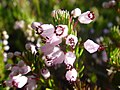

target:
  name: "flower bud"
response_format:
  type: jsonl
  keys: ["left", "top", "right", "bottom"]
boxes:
{"left": 71, "top": 8, "right": 81, "bottom": 18}
{"left": 41, "top": 68, "right": 50, "bottom": 79}
{"left": 65, "top": 68, "right": 77, "bottom": 82}
{"left": 64, "top": 51, "right": 76, "bottom": 66}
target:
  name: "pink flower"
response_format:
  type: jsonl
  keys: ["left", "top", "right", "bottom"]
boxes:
{"left": 66, "top": 34, "right": 78, "bottom": 48}
{"left": 5, "top": 74, "right": 28, "bottom": 88}
{"left": 71, "top": 8, "right": 81, "bottom": 18}
{"left": 44, "top": 46, "right": 65, "bottom": 66}
{"left": 32, "top": 23, "right": 55, "bottom": 39}
{"left": 55, "top": 25, "right": 68, "bottom": 38}
{"left": 12, "top": 74, "right": 28, "bottom": 88}
{"left": 39, "top": 24, "right": 54, "bottom": 38}
{"left": 78, "top": 11, "right": 95, "bottom": 24}
{"left": 64, "top": 51, "right": 76, "bottom": 66}
{"left": 84, "top": 39, "right": 100, "bottom": 53}
{"left": 65, "top": 68, "right": 77, "bottom": 82}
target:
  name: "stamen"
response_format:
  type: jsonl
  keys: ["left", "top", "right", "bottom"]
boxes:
{"left": 54, "top": 26, "right": 64, "bottom": 36}
{"left": 88, "top": 12, "right": 95, "bottom": 20}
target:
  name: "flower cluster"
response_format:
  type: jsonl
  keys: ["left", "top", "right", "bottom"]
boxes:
{"left": 4, "top": 60, "right": 37, "bottom": 89}
{"left": 31, "top": 21, "right": 78, "bottom": 82}
{"left": 4, "top": 8, "right": 99, "bottom": 89}
{"left": 31, "top": 8, "right": 96, "bottom": 82}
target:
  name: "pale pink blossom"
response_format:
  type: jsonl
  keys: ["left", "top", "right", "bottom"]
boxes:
{"left": 41, "top": 68, "right": 50, "bottom": 79}
{"left": 84, "top": 39, "right": 100, "bottom": 53}
{"left": 65, "top": 68, "right": 77, "bottom": 82}
{"left": 36, "top": 24, "right": 54, "bottom": 39}
{"left": 66, "top": 34, "right": 78, "bottom": 48}
{"left": 52, "top": 50, "right": 65, "bottom": 65}
{"left": 44, "top": 46, "right": 65, "bottom": 66}
{"left": 55, "top": 25, "right": 68, "bottom": 38}
{"left": 78, "top": 11, "right": 95, "bottom": 24}
{"left": 64, "top": 51, "right": 76, "bottom": 66}
{"left": 12, "top": 74, "right": 28, "bottom": 88}
{"left": 71, "top": 8, "right": 81, "bottom": 18}
{"left": 5, "top": 74, "right": 28, "bottom": 88}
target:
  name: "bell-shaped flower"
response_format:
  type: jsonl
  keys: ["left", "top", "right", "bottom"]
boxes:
{"left": 41, "top": 68, "right": 50, "bottom": 79}
{"left": 71, "top": 8, "right": 81, "bottom": 18}
{"left": 84, "top": 39, "right": 100, "bottom": 53}
{"left": 55, "top": 25, "right": 68, "bottom": 38}
{"left": 44, "top": 46, "right": 65, "bottom": 66}
{"left": 78, "top": 11, "right": 95, "bottom": 24}
{"left": 12, "top": 74, "right": 28, "bottom": 88}
{"left": 64, "top": 51, "right": 76, "bottom": 66}
{"left": 52, "top": 50, "right": 65, "bottom": 65}
{"left": 36, "top": 24, "right": 55, "bottom": 39}
{"left": 66, "top": 34, "right": 78, "bottom": 48}
{"left": 65, "top": 68, "right": 77, "bottom": 82}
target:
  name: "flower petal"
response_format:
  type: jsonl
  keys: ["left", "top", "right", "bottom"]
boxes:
{"left": 78, "top": 11, "right": 95, "bottom": 24}
{"left": 84, "top": 39, "right": 100, "bottom": 53}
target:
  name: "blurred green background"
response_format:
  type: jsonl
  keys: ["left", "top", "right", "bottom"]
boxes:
{"left": 0, "top": 0, "right": 120, "bottom": 90}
